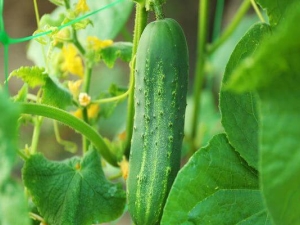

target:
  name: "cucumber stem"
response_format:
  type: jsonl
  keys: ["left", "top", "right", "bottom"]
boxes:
{"left": 21, "top": 103, "right": 118, "bottom": 167}
{"left": 154, "top": 3, "right": 165, "bottom": 20}
{"left": 124, "top": 3, "right": 148, "bottom": 158}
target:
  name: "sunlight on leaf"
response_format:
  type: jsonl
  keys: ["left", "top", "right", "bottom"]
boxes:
{"left": 10, "top": 66, "right": 48, "bottom": 88}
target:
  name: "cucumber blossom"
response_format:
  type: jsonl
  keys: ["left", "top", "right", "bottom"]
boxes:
{"left": 127, "top": 18, "right": 189, "bottom": 225}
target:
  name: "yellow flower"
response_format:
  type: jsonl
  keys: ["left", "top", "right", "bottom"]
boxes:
{"left": 68, "top": 80, "right": 83, "bottom": 97}
{"left": 87, "top": 103, "right": 100, "bottom": 119}
{"left": 72, "top": 109, "right": 83, "bottom": 119}
{"left": 76, "top": 0, "right": 90, "bottom": 14}
{"left": 72, "top": 103, "right": 100, "bottom": 120}
{"left": 61, "top": 44, "right": 84, "bottom": 78}
{"left": 87, "top": 36, "right": 113, "bottom": 51}
{"left": 119, "top": 157, "right": 129, "bottom": 180}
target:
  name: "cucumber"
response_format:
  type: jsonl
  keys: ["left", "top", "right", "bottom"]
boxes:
{"left": 127, "top": 18, "right": 189, "bottom": 225}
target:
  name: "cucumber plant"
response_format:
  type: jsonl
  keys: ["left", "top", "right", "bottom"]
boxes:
{"left": 1, "top": 0, "right": 300, "bottom": 224}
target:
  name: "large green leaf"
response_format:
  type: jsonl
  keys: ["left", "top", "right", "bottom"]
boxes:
{"left": 255, "top": 0, "right": 297, "bottom": 26}
{"left": 186, "top": 190, "right": 271, "bottom": 225}
{"left": 0, "top": 91, "right": 20, "bottom": 185}
{"left": 227, "top": 3, "right": 300, "bottom": 93}
{"left": 220, "top": 23, "right": 271, "bottom": 170}
{"left": 161, "top": 134, "right": 259, "bottom": 225}
{"left": 22, "top": 149, "right": 126, "bottom": 225}
{"left": 79, "top": 0, "right": 133, "bottom": 40}
{"left": 227, "top": 4, "right": 300, "bottom": 224}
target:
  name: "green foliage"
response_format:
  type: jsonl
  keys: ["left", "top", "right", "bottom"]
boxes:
{"left": 227, "top": 3, "right": 300, "bottom": 224}
{"left": 0, "top": 180, "right": 31, "bottom": 225}
{"left": 220, "top": 23, "right": 271, "bottom": 170}
{"left": 161, "top": 134, "right": 259, "bottom": 224}
{"left": 187, "top": 190, "right": 271, "bottom": 225}
{"left": 0, "top": 91, "right": 30, "bottom": 225}
{"left": 10, "top": 66, "right": 48, "bottom": 88}
{"left": 42, "top": 77, "right": 72, "bottom": 109}
{"left": 255, "top": 0, "right": 297, "bottom": 26}
{"left": 2, "top": 0, "right": 300, "bottom": 224}
{"left": 0, "top": 91, "right": 21, "bottom": 185}
{"left": 100, "top": 42, "right": 133, "bottom": 68}
{"left": 23, "top": 149, "right": 126, "bottom": 225}
{"left": 79, "top": 0, "right": 133, "bottom": 40}
{"left": 227, "top": 4, "right": 300, "bottom": 92}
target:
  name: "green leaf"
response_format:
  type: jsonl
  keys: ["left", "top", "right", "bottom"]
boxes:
{"left": 0, "top": 180, "right": 31, "bottom": 225}
{"left": 256, "top": 63, "right": 300, "bottom": 225}
{"left": 78, "top": 0, "right": 133, "bottom": 40}
{"left": 255, "top": 0, "right": 297, "bottom": 26}
{"left": 41, "top": 77, "right": 72, "bottom": 109}
{"left": 161, "top": 134, "right": 258, "bottom": 225}
{"left": 186, "top": 190, "right": 271, "bottom": 225}
{"left": 0, "top": 91, "right": 20, "bottom": 186}
{"left": 220, "top": 23, "right": 271, "bottom": 170}
{"left": 227, "top": 3, "right": 300, "bottom": 93}
{"left": 226, "top": 4, "right": 300, "bottom": 224}
{"left": 100, "top": 42, "right": 133, "bottom": 68}
{"left": 10, "top": 66, "right": 48, "bottom": 88}
{"left": 22, "top": 149, "right": 126, "bottom": 225}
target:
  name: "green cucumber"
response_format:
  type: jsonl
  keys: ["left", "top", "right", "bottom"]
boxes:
{"left": 127, "top": 18, "right": 189, "bottom": 225}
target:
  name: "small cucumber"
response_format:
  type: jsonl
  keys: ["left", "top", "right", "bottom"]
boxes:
{"left": 127, "top": 18, "right": 189, "bottom": 225}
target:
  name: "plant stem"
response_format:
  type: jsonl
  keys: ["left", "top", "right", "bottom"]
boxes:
{"left": 212, "top": 0, "right": 224, "bottom": 41}
{"left": 73, "top": 31, "right": 85, "bottom": 55}
{"left": 64, "top": 0, "right": 70, "bottom": 9}
{"left": 207, "top": 0, "right": 251, "bottom": 54}
{"left": 190, "top": 0, "right": 209, "bottom": 150}
{"left": 250, "top": 0, "right": 265, "bottom": 23}
{"left": 33, "top": 0, "right": 40, "bottom": 27}
{"left": 93, "top": 89, "right": 129, "bottom": 104}
{"left": 21, "top": 103, "right": 119, "bottom": 167}
{"left": 124, "top": 3, "right": 148, "bottom": 158}
{"left": 30, "top": 116, "right": 43, "bottom": 154}
{"left": 83, "top": 66, "right": 92, "bottom": 93}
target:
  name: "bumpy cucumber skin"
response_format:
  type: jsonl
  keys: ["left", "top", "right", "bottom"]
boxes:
{"left": 127, "top": 18, "right": 189, "bottom": 225}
